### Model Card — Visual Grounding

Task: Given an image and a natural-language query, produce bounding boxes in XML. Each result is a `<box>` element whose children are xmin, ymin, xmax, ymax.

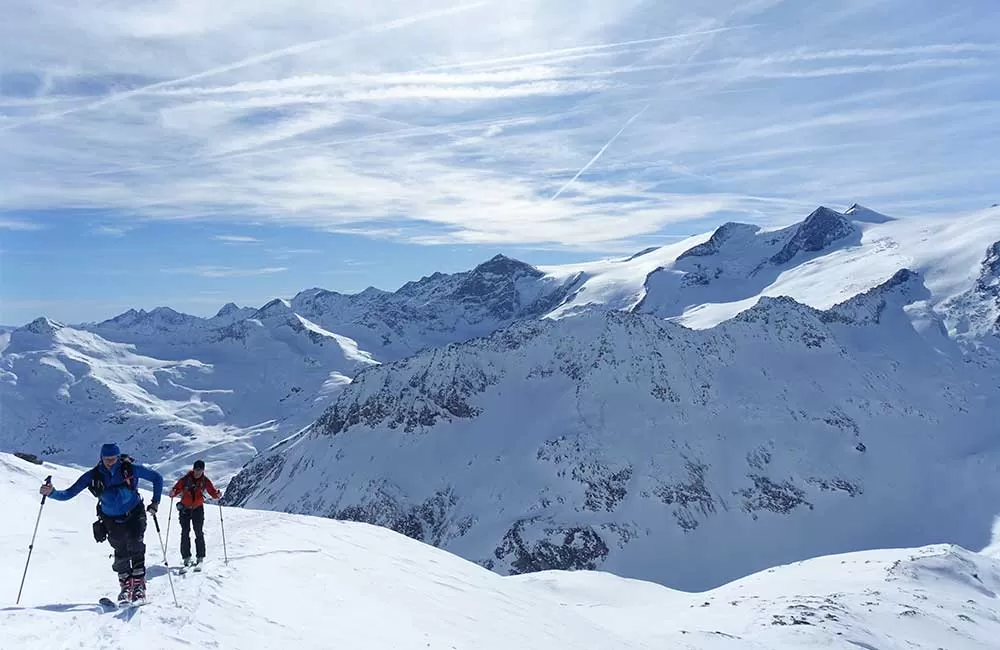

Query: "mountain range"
<box><xmin>3</xmin><ymin>203</ymin><xmax>999</xmax><ymax>589</ymax></box>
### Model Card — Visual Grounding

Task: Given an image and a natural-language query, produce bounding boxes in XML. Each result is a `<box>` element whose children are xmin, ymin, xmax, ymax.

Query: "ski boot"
<box><xmin>129</xmin><ymin>567</ymin><xmax>147</xmax><ymax>604</ymax></box>
<box><xmin>193</xmin><ymin>556</ymin><xmax>204</xmax><ymax>572</ymax></box>
<box><xmin>117</xmin><ymin>573</ymin><xmax>132</xmax><ymax>606</ymax></box>
<box><xmin>131</xmin><ymin>574</ymin><xmax>147</xmax><ymax>604</ymax></box>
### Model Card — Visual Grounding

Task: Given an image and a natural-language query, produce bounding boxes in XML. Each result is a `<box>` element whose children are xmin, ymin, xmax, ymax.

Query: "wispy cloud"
<box><xmin>268</xmin><ymin>247</ymin><xmax>323</xmax><ymax>260</ymax></box>
<box><xmin>213</xmin><ymin>234</ymin><xmax>261</xmax><ymax>243</ymax></box>
<box><xmin>163</xmin><ymin>265</ymin><xmax>287</xmax><ymax>278</ymax></box>
<box><xmin>1</xmin><ymin>0</ymin><xmax>998</xmax><ymax>250</ymax></box>
<box><xmin>93</xmin><ymin>224</ymin><xmax>133</xmax><ymax>236</ymax></box>
<box><xmin>0</xmin><ymin>218</ymin><xmax>44</xmax><ymax>231</ymax></box>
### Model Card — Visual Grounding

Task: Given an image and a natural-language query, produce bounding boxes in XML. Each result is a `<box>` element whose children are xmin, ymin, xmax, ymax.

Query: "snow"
<box><xmin>4</xmin><ymin>202</ymin><xmax>1000</xmax><ymax>624</ymax></box>
<box><xmin>4</xmin><ymin>453</ymin><xmax>1000</xmax><ymax>650</ymax></box>
<box><xmin>542</xmin><ymin>205</ymin><xmax>1000</xmax><ymax>334</ymax></box>
<box><xmin>0</xmin><ymin>311</ymin><xmax>376</xmax><ymax>483</ymax></box>
<box><xmin>6</xmin><ymin>205</ymin><xmax>997</xmax><ymax>490</ymax></box>
<box><xmin>225</xmin><ymin>270</ymin><xmax>1000</xmax><ymax>591</ymax></box>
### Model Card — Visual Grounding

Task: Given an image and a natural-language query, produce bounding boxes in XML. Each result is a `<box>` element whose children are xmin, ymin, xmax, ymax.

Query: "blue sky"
<box><xmin>1</xmin><ymin>0</ymin><xmax>998</xmax><ymax>325</ymax></box>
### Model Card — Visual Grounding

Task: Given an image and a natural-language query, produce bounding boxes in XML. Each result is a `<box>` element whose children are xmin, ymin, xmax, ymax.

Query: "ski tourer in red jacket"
<box><xmin>168</xmin><ymin>459</ymin><xmax>222</xmax><ymax>566</ymax></box>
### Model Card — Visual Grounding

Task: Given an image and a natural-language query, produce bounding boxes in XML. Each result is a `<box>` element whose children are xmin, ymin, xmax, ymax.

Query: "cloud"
<box><xmin>213</xmin><ymin>234</ymin><xmax>261</xmax><ymax>243</ymax></box>
<box><xmin>1</xmin><ymin>0</ymin><xmax>998</xmax><ymax>250</ymax></box>
<box><xmin>162</xmin><ymin>265</ymin><xmax>287</xmax><ymax>278</ymax></box>
<box><xmin>268</xmin><ymin>247</ymin><xmax>323</xmax><ymax>260</ymax></box>
<box><xmin>93</xmin><ymin>224</ymin><xmax>133</xmax><ymax>236</ymax></box>
<box><xmin>0</xmin><ymin>218</ymin><xmax>44</xmax><ymax>231</ymax></box>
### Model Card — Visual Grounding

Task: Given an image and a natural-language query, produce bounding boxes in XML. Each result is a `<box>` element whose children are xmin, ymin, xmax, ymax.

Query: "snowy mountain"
<box><xmin>4</xmin><ymin>453</ymin><xmax>1000</xmax><ymax>649</ymax></box>
<box><xmin>286</xmin><ymin>253</ymin><xmax>579</xmax><ymax>360</ymax></box>
<box><xmin>223</xmin><ymin>266</ymin><xmax>1000</xmax><ymax>590</ymax></box>
<box><xmin>0</xmin><ymin>310</ymin><xmax>376</xmax><ymax>481</ymax></box>
<box><xmin>4</xmin><ymin>203</ymin><xmax>999</xmax><ymax>487</ymax></box>
<box><xmin>549</xmin><ymin>204</ymin><xmax>1000</xmax><ymax>335</ymax></box>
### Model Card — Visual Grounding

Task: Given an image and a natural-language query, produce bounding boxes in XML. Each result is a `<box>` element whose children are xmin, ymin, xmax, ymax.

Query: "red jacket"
<box><xmin>168</xmin><ymin>471</ymin><xmax>221</xmax><ymax>509</ymax></box>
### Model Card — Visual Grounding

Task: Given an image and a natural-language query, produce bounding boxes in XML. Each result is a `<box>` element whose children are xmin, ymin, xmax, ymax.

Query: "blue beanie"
<box><xmin>100</xmin><ymin>443</ymin><xmax>121</xmax><ymax>458</ymax></box>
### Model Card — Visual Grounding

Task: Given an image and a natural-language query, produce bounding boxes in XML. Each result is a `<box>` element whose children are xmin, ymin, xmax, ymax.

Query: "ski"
<box><xmin>99</xmin><ymin>596</ymin><xmax>149</xmax><ymax>611</ymax></box>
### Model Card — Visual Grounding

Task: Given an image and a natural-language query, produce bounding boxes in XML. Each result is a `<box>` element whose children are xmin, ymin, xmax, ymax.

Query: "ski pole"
<box><xmin>163</xmin><ymin>497</ymin><xmax>174</xmax><ymax>566</ymax></box>
<box><xmin>150</xmin><ymin>511</ymin><xmax>179</xmax><ymax>607</ymax></box>
<box><xmin>218</xmin><ymin>503</ymin><xmax>228</xmax><ymax>565</ymax></box>
<box><xmin>16</xmin><ymin>475</ymin><xmax>51</xmax><ymax>604</ymax></box>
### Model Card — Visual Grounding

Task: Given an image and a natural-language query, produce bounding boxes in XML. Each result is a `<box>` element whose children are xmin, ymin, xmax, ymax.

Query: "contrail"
<box><xmin>0</xmin><ymin>1</ymin><xmax>489</xmax><ymax>132</ymax></box>
<box><xmin>425</xmin><ymin>25</ymin><xmax>756</xmax><ymax>73</ymax></box>
<box><xmin>550</xmin><ymin>104</ymin><xmax>649</xmax><ymax>201</ymax></box>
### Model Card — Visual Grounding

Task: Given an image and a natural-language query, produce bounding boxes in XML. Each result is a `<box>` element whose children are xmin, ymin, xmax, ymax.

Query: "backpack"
<box><xmin>87</xmin><ymin>454</ymin><xmax>137</xmax><ymax>498</ymax></box>
<box><xmin>89</xmin><ymin>454</ymin><xmax>138</xmax><ymax>541</ymax></box>
<box><xmin>176</xmin><ymin>474</ymin><xmax>207</xmax><ymax>510</ymax></box>
<box><xmin>184</xmin><ymin>474</ymin><xmax>205</xmax><ymax>497</ymax></box>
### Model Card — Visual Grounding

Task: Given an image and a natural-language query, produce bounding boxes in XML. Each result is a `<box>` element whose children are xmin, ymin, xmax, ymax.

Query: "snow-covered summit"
<box><xmin>95</xmin><ymin>306</ymin><xmax>205</xmax><ymax>335</ymax></box>
<box><xmin>213</xmin><ymin>302</ymin><xmax>256</xmax><ymax>325</ymax></box>
<box><xmin>844</xmin><ymin>202</ymin><xmax>895</xmax><ymax>223</ymax></box>
<box><xmin>769</xmin><ymin>205</ymin><xmax>858</xmax><ymax>265</ymax></box>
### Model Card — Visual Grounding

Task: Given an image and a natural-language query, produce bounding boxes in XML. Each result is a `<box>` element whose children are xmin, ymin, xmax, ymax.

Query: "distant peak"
<box><xmin>18</xmin><ymin>317</ymin><xmax>63</xmax><ymax>335</ymax></box>
<box><xmin>677</xmin><ymin>222</ymin><xmax>760</xmax><ymax>260</ymax></box>
<box><xmin>826</xmin><ymin>269</ymin><xmax>929</xmax><ymax>325</ymax></box>
<box><xmin>291</xmin><ymin>288</ymin><xmax>334</xmax><ymax>302</ymax></box>
<box><xmin>844</xmin><ymin>203</ymin><xmax>894</xmax><ymax>224</ymax></box>
<box><xmin>472</xmin><ymin>254</ymin><xmax>541</xmax><ymax>278</ymax></box>
<box><xmin>99</xmin><ymin>306</ymin><xmax>199</xmax><ymax>328</ymax></box>
<box><xmin>770</xmin><ymin>207</ymin><xmax>856</xmax><ymax>265</ymax></box>
<box><xmin>148</xmin><ymin>306</ymin><xmax>185</xmax><ymax>318</ymax></box>
<box><xmin>216</xmin><ymin>302</ymin><xmax>244</xmax><ymax>317</ymax></box>
<box><xmin>253</xmin><ymin>298</ymin><xmax>293</xmax><ymax>318</ymax></box>
<box><xmin>734</xmin><ymin>295</ymin><xmax>815</xmax><ymax>321</ymax></box>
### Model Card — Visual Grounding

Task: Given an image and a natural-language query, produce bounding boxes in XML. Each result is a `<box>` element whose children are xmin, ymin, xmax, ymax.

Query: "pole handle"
<box><xmin>40</xmin><ymin>475</ymin><xmax>51</xmax><ymax>505</ymax></box>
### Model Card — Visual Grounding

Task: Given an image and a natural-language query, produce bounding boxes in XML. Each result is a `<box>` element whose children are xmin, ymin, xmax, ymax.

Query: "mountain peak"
<box><xmin>732</xmin><ymin>294</ymin><xmax>819</xmax><ymax>324</ymax></box>
<box><xmin>215</xmin><ymin>302</ymin><xmax>244</xmax><ymax>318</ymax></box>
<box><xmin>253</xmin><ymin>298</ymin><xmax>293</xmax><ymax>319</ymax></box>
<box><xmin>844</xmin><ymin>203</ymin><xmax>894</xmax><ymax>223</ymax></box>
<box><xmin>770</xmin><ymin>206</ymin><xmax>857</xmax><ymax>265</ymax></box>
<box><xmin>826</xmin><ymin>268</ymin><xmax>929</xmax><ymax>325</ymax></box>
<box><xmin>18</xmin><ymin>317</ymin><xmax>63</xmax><ymax>336</ymax></box>
<box><xmin>677</xmin><ymin>222</ymin><xmax>761</xmax><ymax>260</ymax></box>
<box><xmin>471</xmin><ymin>254</ymin><xmax>542</xmax><ymax>278</ymax></box>
<box><xmin>98</xmin><ymin>306</ymin><xmax>201</xmax><ymax>330</ymax></box>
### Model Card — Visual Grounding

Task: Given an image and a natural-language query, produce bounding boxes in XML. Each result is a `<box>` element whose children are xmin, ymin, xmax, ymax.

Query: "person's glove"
<box><xmin>39</xmin><ymin>483</ymin><xmax>54</xmax><ymax>496</ymax></box>
<box><xmin>146</xmin><ymin>501</ymin><xmax>159</xmax><ymax>514</ymax></box>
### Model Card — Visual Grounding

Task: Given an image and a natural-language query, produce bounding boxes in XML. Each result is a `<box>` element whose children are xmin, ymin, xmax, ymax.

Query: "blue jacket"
<box><xmin>49</xmin><ymin>460</ymin><xmax>163</xmax><ymax>518</ymax></box>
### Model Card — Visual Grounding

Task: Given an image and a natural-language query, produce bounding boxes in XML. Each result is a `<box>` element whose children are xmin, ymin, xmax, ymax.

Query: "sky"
<box><xmin>1</xmin><ymin>0</ymin><xmax>998</xmax><ymax>325</ymax></box>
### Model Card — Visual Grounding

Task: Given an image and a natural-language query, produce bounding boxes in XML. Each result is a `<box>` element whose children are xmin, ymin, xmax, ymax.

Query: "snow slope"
<box><xmin>0</xmin><ymin>311</ymin><xmax>376</xmax><ymax>482</ymax></box>
<box><xmin>224</xmin><ymin>269</ymin><xmax>1000</xmax><ymax>591</ymax></box>
<box><xmin>4</xmin><ymin>453</ymin><xmax>1000</xmax><ymax>650</ymax></box>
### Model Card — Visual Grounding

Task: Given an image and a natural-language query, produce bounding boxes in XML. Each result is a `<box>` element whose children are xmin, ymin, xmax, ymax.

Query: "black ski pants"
<box><xmin>105</xmin><ymin>504</ymin><xmax>147</xmax><ymax>578</ymax></box>
<box><xmin>178</xmin><ymin>505</ymin><xmax>206</xmax><ymax>560</ymax></box>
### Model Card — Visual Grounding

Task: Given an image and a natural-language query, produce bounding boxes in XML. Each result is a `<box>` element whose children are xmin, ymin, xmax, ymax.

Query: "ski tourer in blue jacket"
<box><xmin>40</xmin><ymin>443</ymin><xmax>163</xmax><ymax>605</ymax></box>
<box><xmin>46</xmin><ymin>449</ymin><xmax>163</xmax><ymax>517</ymax></box>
